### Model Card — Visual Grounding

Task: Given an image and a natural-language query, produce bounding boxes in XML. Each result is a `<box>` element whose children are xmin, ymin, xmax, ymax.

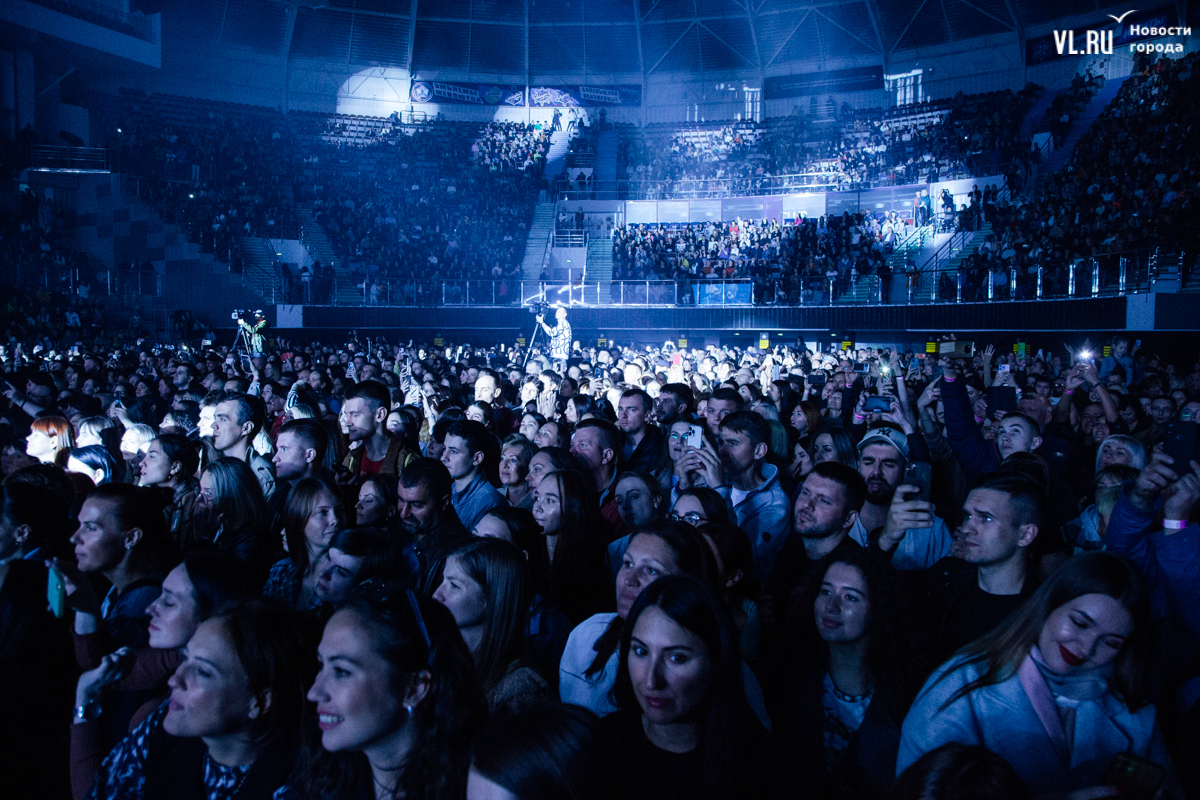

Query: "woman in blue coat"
<box><xmin>898</xmin><ymin>552</ymin><xmax>1179</xmax><ymax>798</ymax></box>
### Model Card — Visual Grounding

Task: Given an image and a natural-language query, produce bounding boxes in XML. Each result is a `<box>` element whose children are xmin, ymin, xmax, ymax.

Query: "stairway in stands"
<box><xmin>295</xmin><ymin>207</ymin><xmax>360</xmax><ymax>305</ymax></box>
<box><xmin>237</xmin><ymin>237</ymin><xmax>281</xmax><ymax>304</ymax></box>
<box><xmin>1039</xmin><ymin>76</ymin><xmax>1129</xmax><ymax>175</ymax></box>
<box><xmin>596</xmin><ymin>130</ymin><xmax>619</xmax><ymax>185</ymax></box>
<box><xmin>1020</xmin><ymin>86</ymin><xmax>1061</xmax><ymax>141</ymax></box>
<box><xmin>587</xmin><ymin>234</ymin><xmax>613</xmax><ymax>303</ymax></box>
<box><xmin>544</xmin><ymin>128</ymin><xmax>572</xmax><ymax>183</ymax></box>
<box><xmin>521</xmin><ymin>203</ymin><xmax>557</xmax><ymax>280</ymax></box>
<box><xmin>913</xmin><ymin>222</ymin><xmax>993</xmax><ymax>303</ymax></box>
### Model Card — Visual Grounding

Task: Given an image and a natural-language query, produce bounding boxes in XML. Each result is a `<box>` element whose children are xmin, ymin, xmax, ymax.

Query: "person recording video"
<box><xmin>536</xmin><ymin>306</ymin><xmax>572</xmax><ymax>364</ymax></box>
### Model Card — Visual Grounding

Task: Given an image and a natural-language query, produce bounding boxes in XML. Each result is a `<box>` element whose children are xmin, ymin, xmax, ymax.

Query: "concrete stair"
<box><xmin>914</xmin><ymin>222</ymin><xmax>993</xmax><ymax>302</ymax></box>
<box><xmin>295</xmin><ymin>207</ymin><xmax>359</xmax><ymax>305</ymax></box>
<box><xmin>1039</xmin><ymin>76</ymin><xmax>1129</xmax><ymax>174</ymax></box>
<box><xmin>521</xmin><ymin>203</ymin><xmax>556</xmax><ymax>280</ymax></box>
<box><xmin>586</xmin><ymin>232</ymin><xmax>614</xmax><ymax>303</ymax></box>
<box><xmin>237</xmin><ymin>236</ymin><xmax>281</xmax><ymax>304</ymax></box>
<box><xmin>1020</xmin><ymin>86</ymin><xmax>1060</xmax><ymax>141</ymax></box>
<box><xmin>596</xmin><ymin>130</ymin><xmax>619</xmax><ymax>185</ymax></box>
<box><xmin>544</xmin><ymin>128</ymin><xmax>572</xmax><ymax>184</ymax></box>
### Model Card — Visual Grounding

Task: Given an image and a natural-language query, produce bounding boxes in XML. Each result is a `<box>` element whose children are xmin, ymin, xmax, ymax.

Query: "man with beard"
<box><xmin>341</xmin><ymin>381</ymin><xmax>415</xmax><ymax>479</ymax></box>
<box><xmin>760</xmin><ymin>462</ymin><xmax>867</xmax><ymax>686</ymax></box>
<box><xmin>396</xmin><ymin>457</ymin><xmax>472</xmax><ymax>593</ymax></box>
<box><xmin>850</xmin><ymin>426</ymin><xmax>952</xmax><ymax>570</ymax></box>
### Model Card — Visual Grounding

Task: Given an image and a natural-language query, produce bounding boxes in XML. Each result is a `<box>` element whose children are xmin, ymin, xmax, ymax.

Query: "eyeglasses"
<box><xmin>355</xmin><ymin>581</ymin><xmax>432</xmax><ymax>649</ymax></box>
<box><xmin>669</xmin><ymin>511</ymin><xmax>706</xmax><ymax>525</ymax></box>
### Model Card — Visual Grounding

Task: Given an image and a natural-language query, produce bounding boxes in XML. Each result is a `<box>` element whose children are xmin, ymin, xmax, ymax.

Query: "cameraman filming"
<box><xmin>536</xmin><ymin>305</ymin><xmax>572</xmax><ymax>366</ymax></box>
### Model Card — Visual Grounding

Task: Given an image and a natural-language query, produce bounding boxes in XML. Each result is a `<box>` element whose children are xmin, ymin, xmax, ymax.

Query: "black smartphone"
<box><xmin>903</xmin><ymin>461</ymin><xmax>932</xmax><ymax>503</ymax></box>
<box><xmin>1161</xmin><ymin>421</ymin><xmax>1198</xmax><ymax>470</ymax></box>
<box><xmin>1102</xmin><ymin>753</ymin><xmax>1164</xmax><ymax>800</ymax></box>
<box><xmin>986</xmin><ymin>386</ymin><xmax>1019</xmax><ymax>416</ymax></box>
<box><xmin>239</xmin><ymin>353</ymin><xmax>252</xmax><ymax>373</ymax></box>
<box><xmin>863</xmin><ymin>395</ymin><xmax>891</xmax><ymax>414</ymax></box>
<box><xmin>808</xmin><ymin>373</ymin><xmax>827</xmax><ymax>386</ymax></box>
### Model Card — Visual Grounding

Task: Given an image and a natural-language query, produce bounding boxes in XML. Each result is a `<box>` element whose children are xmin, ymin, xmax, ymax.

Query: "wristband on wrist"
<box><xmin>1163</xmin><ymin>519</ymin><xmax>1188</xmax><ymax>531</ymax></box>
<box><xmin>942</xmin><ymin>375</ymin><xmax>956</xmax><ymax>382</ymax></box>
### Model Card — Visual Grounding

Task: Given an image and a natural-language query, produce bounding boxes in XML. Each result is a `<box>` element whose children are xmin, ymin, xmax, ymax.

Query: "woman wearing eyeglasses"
<box><xmin>293</xmin><ymin>586</ymin><xmax>484</xmax><ymax>800</ymax></box>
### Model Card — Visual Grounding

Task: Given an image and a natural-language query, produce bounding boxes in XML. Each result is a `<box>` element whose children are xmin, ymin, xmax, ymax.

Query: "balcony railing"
<box><xmin>249</xmin><ymin>253</ymin><xmax>1186</xmax><ymax>308</ymax></box>
<box><xmin>30</xmin><ymin>146</ymin><xmax>110</xmax><ymax>172</ymax></box>
<box><xmin>27</xmin><ymin>0</ymin><xmax>157</xmax><ymax>42</ymax></box>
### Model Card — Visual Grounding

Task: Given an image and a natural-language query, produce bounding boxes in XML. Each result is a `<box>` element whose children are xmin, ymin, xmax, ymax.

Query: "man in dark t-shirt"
<box><xmin>875</xmin><ymin>471</ymin><xmax>1042</xmax><ymax>661</ymax></box>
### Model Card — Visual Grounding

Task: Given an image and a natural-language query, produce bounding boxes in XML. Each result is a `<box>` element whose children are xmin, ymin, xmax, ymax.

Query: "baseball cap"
<box><xmin>857</xmin><ymin>426</ymin><xmax>909</xmax><ymax>461</ymax></box>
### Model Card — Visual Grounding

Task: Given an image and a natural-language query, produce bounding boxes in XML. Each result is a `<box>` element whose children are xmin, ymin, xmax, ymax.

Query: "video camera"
<box><xmin>232</xmin><ymin>309</ymin><xmax>264</xmax><ymax>321</ymax></box>
<box><xmin>528</xmin><ymin>300</ymin><xmax>550</xmax><ymax>316</ymax></box>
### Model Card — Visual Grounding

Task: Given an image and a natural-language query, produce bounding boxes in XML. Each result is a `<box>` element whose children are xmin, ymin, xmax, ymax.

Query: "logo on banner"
<box><xmin>411</xmin><ymin>82</ymin><xmax>434</xmax><ymax>103</ymax></box>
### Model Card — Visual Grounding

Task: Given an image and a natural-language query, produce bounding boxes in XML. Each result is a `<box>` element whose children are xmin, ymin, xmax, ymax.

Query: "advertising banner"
<box><xmin>527</xmin><ymin>85</ymin><xmax>642</xmax><ymax>107</ymax></box>
<box><xmin>409</xmin><ymin>81</ymin><xmax>525</xmax><ymax>106</ymax></box>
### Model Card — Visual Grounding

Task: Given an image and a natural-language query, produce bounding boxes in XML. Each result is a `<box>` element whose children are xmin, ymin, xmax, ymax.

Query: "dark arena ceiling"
<box><xmin>159</xmin><ymin>0</ymin><xmax>1119</xmax><ymax>76</ymax></box>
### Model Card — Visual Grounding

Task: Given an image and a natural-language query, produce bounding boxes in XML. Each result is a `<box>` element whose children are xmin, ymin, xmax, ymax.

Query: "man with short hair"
<box><xmin>441</xmin><ymin>419</ymin><xmax>507</xmax><ymax>530</ymax></box>
<box><xmin>342</xmin><ymin>381</ymin><xmax>415</xmax><ymax>478</ymax></box>
<box><xmin>878</xmin><ymin>471</ymin><xmax>1042</xmax><ymax>660</ymax></box>
<box><xmin>682</xmin><ymin>410</ymin><xmax>790</xmax><ymax>581</ymax></box>
<box><xmin>617</xmin><ymin>388</ymin><xmax>671</xmax><ymax>490</ymax></box>
<box><xmin>704</xmin><ymin>387</ymin><xmax>744</xmax><ymax>435</ymax></box>
<box><xmin>851</xmin><ymin>427</ymin><xmax>952</xmax><ymax>570</ymax></box>
<box><xmin>397</xmin><ymin>458</ymin><xmax>472</xmax><ymax>593</ymax></box>
<box><xmin>570</xmin><ymin>418</ymin><xmax>624</xmax><ymax>537</ymax></box>
<box><xmin>473</xmin><ymin>369</ymin><xmax>516</xmax><ymax>435</ymax></box>
<box><xmin>212</xmin><ymin>394</ymin><xmax>275</xmax><ymax>499</ymax></box>
<box><xmin>655</xmin><ymin>383</ymin><xmax>694</xmax><ymax>427</ymax></box>
<box><xmin>272</xmin><ymin>418</ymin><xmax>327</xmax><ymax>483</ymax></box>
<box><xmin>942</xmin><ymin>360</ymin><xmax>1043</xmax><ymax>481</ymax></box>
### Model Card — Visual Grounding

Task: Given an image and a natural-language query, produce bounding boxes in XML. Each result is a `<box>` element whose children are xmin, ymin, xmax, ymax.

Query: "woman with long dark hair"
<box><xmin>137</xmin><ymin>434</ymin><xmax>201</xmax><ymax>548</ymax></box>
<box><xmin>193</xmin><ymin>458</ymin><xmax>271</xmax><ymax>583</ymax></box>
<box><xmin>898</xmin><ymin>552</ymin><xmax>1176</xmax><ymax>797</ymax></box>
<box><xmin>774</xmin><ymin>547</ymin><xmax>924</xmax><ymax>799</ymax></box>
<box><xmin>433</xmin><ymin>538</ymin><xmax>548</xmax><ymax>712</ymax></box>
<box><xmin>601</xmin><ymin>575</ymin><xmax>777</xmax><ymax>800</ymax></box>
<box><xmin>468</xmin><ymin>704</ymin><xmax>616</xmax><ymax>800</ymax></box>
<box><xmin>264</xmin><ymin>477</ymin><xmax>346</xmax><ymax>611</ymax></box>
<box><xmin>70</xmin><ymin>549</ymin><xmax>254</xmax><ymax>798</ymax></box>
<box><xmin>559</xmin><ymin>519</ymin><xmax>713</xmax><ymax>715</ymax></box>
<box><xmin>294</xmin><ymin>586</ymin><xmax>484</xmax><ymax>800</ymax></box>
<box><xmin>88</xmin><ymin>601</ymin><xmax>314</xmax><ymax>800</ymax></box>
<box><xmin>530</xmin><ymin>469</ymin><xmax>611</xmax><ymax>625</ymax></box>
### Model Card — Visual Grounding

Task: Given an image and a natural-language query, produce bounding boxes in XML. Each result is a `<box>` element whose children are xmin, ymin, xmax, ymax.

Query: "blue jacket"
<box><xmin>940</xmin><ymin>375</ymin><xmax>1001</xmax><ymax>480</ymax></box>
<box><xmin>899</xmin><ymin>657</ymin><xmax>1171</xmax><ymax>795</ymax></box>
<box><xmin>718</xmin><ymin>462</ymin><xmax>791</xmax><ymax>583</ymax></box>
<box><xmin>1105</xmin><ymin>488</ymin><xmax>1200</xmax><ymax>639</ymax></box>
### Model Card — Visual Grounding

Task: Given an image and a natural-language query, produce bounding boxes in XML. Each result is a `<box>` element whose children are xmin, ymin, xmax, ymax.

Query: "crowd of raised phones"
<box><xmin>1</xmin><ymin>319</ymin><xmax>1199</xmax><ymax>800</ymax></box>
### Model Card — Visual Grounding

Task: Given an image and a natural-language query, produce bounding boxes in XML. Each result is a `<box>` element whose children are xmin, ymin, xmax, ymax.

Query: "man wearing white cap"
<box><xmin>848</xmin><ymin>424</ymin><xmax>952</xmax><ymax>570</ymax></box>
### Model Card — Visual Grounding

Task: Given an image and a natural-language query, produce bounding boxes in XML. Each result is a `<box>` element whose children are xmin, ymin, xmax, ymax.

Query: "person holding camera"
<box><xmin>537</xmin><ymin>306</ymin><xmax>572</xmax><ymax>365</ymax></box>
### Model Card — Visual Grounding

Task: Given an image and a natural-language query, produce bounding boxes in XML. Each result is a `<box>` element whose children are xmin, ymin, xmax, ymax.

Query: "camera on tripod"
<box><xmin>232</xmin><ymin>309</ymin><xmax>264</xmax><ymax>321</ymax></box>
<box><xmin>528</xmin><ymin>300</ymin><xmax>550</xmax><ymax>316</ymax></box>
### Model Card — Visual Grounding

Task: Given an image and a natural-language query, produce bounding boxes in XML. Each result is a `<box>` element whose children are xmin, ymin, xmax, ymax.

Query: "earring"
<box><xmin>404</xmin><ymin>705</ymin><xmax>414</xmax><ymax>714</ymax></box>
<box><xmin>125</xmin><ymin>543</ymin><xmax>133</xmax><ymax>550</ymax></box>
